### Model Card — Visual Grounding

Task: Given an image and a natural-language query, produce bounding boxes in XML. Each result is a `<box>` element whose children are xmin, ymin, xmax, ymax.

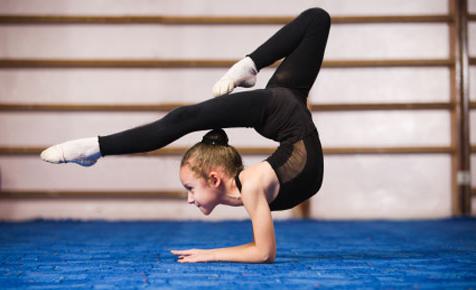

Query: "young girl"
<box><xmin>41</xmin><ymin>8</ymin><xmax>331</xmax><ymax>263</ymax></box>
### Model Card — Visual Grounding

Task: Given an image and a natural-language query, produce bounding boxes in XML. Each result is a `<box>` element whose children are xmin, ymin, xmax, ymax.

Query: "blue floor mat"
<box><xmin>1</xmin><ymin>218</ymin><xmax>475</xmax><ymax>289</ymax></box>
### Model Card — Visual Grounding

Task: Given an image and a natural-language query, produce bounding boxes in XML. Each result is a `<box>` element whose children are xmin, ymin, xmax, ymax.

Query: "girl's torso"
<box><xmin>235</xmin><ymin>87</ymin><xmax>324</xmax><ymax>211</ymax></box>
<box><xmin>235</xmin><ymin>129</ymin><xmax>323</xmax><ymax>211</ymax></box>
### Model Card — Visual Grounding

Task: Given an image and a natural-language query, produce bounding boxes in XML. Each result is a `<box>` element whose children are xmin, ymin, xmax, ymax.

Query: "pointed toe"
<box><xmin>40</xmin><ymin>146</ymin><xmax>65</xmax><ymax>164</ymax></box>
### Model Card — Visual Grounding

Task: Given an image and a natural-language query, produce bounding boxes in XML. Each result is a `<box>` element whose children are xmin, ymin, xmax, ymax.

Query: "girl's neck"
<box><xmin>220</xmin><ymin>174</ymin><xmax>243</xmax><ymax>206</ymax></box>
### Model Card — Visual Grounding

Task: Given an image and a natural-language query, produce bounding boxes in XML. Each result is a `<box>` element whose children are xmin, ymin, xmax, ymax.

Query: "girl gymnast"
<box><xmin>41</xmin><ymin>8</ymin><xmax>331</xmax><ymax>263</ymax></box>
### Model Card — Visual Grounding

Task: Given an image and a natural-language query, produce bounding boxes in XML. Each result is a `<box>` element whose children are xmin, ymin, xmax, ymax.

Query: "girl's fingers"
<box><xmin>171</xmin><ymin>249</ymin><xmax>185</xmax><ymax>254</ymax></box>
<box><xmin>178</xmin><ymin>257</ymin><xmax>195</xmax><ymax>263</ymax></box>
<box><xmin>177</xmin><ymin>255</ymin><xmax>190</xmax><ymax>263</ymax></box>
<box><xmin>171</xmin><ymin>249</ymin><xmax>193</xmax><ymax>256</ymax></box>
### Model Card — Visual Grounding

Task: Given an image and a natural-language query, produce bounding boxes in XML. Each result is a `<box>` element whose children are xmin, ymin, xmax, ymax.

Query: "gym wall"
<box><xmin>0</xmin><ymin>0</ymin><xmax>474</xmax><ymax>220</ymax></box>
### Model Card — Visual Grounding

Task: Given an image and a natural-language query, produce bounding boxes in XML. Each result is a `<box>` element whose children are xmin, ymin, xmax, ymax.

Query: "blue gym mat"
<box><xmin>1</xmin><ymin>218</ymin><xmax>475</xmax><ymax>289</ymax></box>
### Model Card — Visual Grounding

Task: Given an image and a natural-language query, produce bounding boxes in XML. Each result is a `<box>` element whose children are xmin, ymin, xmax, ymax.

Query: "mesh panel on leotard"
<box><xmin>276</xmin><ymin>140</ymin><xmax>308</xmax><ymax>183</ymax></box>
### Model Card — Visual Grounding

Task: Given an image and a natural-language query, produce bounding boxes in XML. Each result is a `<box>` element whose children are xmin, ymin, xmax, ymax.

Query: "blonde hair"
<box><xmin>180</xmin><ymin>129</ymin><xmax>243</xmax><ymax>181</ymax></box>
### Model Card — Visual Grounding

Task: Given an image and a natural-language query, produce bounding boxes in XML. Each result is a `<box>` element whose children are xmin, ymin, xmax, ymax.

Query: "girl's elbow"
<box><xmin>261</xmin><ymin>249</ymin><xmax>276</xmax><ymax>263</ymax></box>
<box><xmin>263</xmin><ymin>254</ymin><xmax>275</xmax><ymax>263</ymax></box>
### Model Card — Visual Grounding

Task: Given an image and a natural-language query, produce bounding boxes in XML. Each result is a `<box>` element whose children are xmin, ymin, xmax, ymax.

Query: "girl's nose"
<box><xmin>187</xmin><ymin>192</ymin><xmax>194</xmax><ymax>204</ymax></box>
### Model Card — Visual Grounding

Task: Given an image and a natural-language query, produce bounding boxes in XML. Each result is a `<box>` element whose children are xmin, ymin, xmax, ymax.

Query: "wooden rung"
<box><xmin>0</xmin><ymin>103</ymin><xmax>185</xmax><ymax>112</ymax></box>
<box><xmin>0</xmin><ymin>58</ymin><xmax>454</xmax><ymax>69</ymax></box>
<box><xmin>0</xmin><ymin>59</ymin><xmax>234</xmax><ymax>68</ymax></box>
<box><xmin>291</xmin><ymin>200</ymin><xmax>311</xmax><ymax>219</ymax></box>
<box><xmin>0</xmin><ymin>14</ymin><xmax>453</xmax><ymax>25</ymax></box>
<box><xmin>0</xmin><ymin>102</ymin><xmax>454</xmax><ymax>112</ymax></box>
<box><xmin>0</xmin><ymin>146</ymin><xmax>455</xmax><ymax>156</ymax></box>
<box><xmin>325</xmin><ymin>59</ymin><xmax>453</xmax><ymax>68</ymax></box>
<box><xmin>324</xmin><ymin>146</ymin><xmax>454</xmax><ymax>155</ymax></box>
<box><xmin>470</xmin><ymin>58</ymin><xmax>476</xmax><ymax>65</ymax></box>
<box><xmin>310</xmin><ymin>102</ymin><xmax>454</xmax><ymax>111</ymax></box>
<box><xmin>333</xmin><ymin>15</ymin><xmax>452</xmax><ymax>24</ymax></box>
<box><xmin>0</xmin><ymin>190</ymin><xmax>185</xmax><ymax>199</ymax></box>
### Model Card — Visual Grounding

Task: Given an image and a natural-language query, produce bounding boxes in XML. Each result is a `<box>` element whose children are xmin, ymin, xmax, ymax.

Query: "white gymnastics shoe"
<box><xmin>40</xmin><ymin>137</ymin><xmax>101</xmax><ymax>167</ymax></box>
<box><xmin>212</xmin><ymin>56</ymin><xmax>258</xmax><ymax>97</ymax></box>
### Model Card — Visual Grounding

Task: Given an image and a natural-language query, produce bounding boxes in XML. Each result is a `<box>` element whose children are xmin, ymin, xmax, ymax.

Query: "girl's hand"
<box><xmin>170</xmin><ymin>249</ymin><xmax>215</xmax><ymax>263</ymax></box>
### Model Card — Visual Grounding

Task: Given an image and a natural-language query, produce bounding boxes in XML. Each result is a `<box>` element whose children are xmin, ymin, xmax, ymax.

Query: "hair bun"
<box><xmin>202</xmin><ymin>129</ymin><xmax>229</xmax><ymax>146</ymax></box>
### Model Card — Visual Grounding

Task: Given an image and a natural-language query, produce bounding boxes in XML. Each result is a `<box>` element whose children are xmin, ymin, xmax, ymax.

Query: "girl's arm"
<box><xmin>210</xmin><ymin>183</ymin><xmax>276</xmax><ymax>263</ymax></box>
<box><xmin>171</xmin><ymin>180</ymin><xmax>276</xmax><ymax>263</ymax></box>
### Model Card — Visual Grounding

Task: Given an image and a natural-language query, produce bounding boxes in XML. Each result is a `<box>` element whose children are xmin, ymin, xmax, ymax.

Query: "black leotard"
<box><xmin>98</xmin><ymin>8</ymin><xmax>330</xmax><ymax>211</ymax></box>
<box><xmin>232</xmin><ymin>87</ymin><xmax>324</xmax><ymax>211</ymax></box>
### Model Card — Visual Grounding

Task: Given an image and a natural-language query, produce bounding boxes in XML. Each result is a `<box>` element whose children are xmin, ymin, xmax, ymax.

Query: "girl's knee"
<box><xmin>164</xmin><ymin>105</ymin><xmax>199</xmax><ymax>126</ymax></box>
<box><xmin>302</xmin><ymin>8</ymin><xmax>331</xmax><ymax>28</ymax></box>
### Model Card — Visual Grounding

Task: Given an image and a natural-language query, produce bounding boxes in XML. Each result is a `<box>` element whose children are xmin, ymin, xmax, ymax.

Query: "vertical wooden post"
<box><xmin>449</xmin><ymin>0</ymin><xmax>471</xmax><ymax>215</ymax></box>
<box><xmin>292</xmin><ymin>199</ymin><xmax>311</xmax><ymax>219</ymax></box>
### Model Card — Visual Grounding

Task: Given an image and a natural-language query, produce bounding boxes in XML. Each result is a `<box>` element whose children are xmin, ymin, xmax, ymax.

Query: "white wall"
<box><xmin>1</xmin><ymin>0</ymin><xmax>471</xmax><ymax>220</ymax></box>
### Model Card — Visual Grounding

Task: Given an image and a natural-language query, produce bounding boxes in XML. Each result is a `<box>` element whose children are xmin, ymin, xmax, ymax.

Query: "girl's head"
<box><xmin>179</xmin><ymin>129</ymin><xmax>243</xmax><ymax>215</ymax></box>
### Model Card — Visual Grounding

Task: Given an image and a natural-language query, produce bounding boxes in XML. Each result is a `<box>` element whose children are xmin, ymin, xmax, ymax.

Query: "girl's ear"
<box><xmin>207</xmin><ymin>171</ymin><xmax>221</xmax><ymax>188</ymax></box>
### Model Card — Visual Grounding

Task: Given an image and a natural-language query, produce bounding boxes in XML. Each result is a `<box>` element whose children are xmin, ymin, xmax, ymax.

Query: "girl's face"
<box><xmin>179</xmin><ymin>164</ymin><xmax>222</xmax><ymax>215</ymax></box>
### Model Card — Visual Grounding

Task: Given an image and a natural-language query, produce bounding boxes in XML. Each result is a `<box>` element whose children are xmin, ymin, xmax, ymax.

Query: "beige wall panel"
<box><xmin>470</xmin><ymin>0</ymin><xmax>476</xmax><ymax>13</ymax></box>
<box><xmin>472</xmin><ymin>198</ymin><xmax>476</xmax><ymax>216</ymax></box>
<box><xmin>314</xmin><ymin>111</ymin><xmax>451</xmax><ymax>147</ymax></box>
<box><xmin>0</xmin><ymin>0</ymin><xmax>448</xmax><ymax>16</ymax></box>
<box><xmin>0</xmin><ymin>155</ymin><xmax>292</xmax><ymax>221</ymax></box>
<box><xmin>0</xmin><ymin>111</ymin><xmax>450</xmax><ymax>148</ymax></box>
<box><xmin>0</xmin><ymin>69</ymin><xmax>276</xmax><ymax>104</ymax></box>
<box><xmin>311</xmin><ymin>155</ymin><xmax>452</xmax><ymax>219</ymax></box>
<box><xmin>0</xmin><ymin>112</ymin><xmax>278</xmax><ymax>147</ymax></box>
<box><xmin>0</xmin><ymin>199</ymin><xmax>244</xmax><ymax>221</ymax></box>
<box><xmin>326</xmin><ymin>24</ymin><xmax>449</xmax><ymax>60</ymax></box>
<box><xmin>0</xmin><ymin>199</ymin><xmax>292</xmax><ymax>221</ymax></box>
<box><xmin>0</xmin><ymin>24</ymin><xmax>448</xmax><ymax>59</ymax></box>
<box><xmin>312</xmin><ymin>67</ymin><xmax>450</xmax><ymax>103</ymax></box>
<box><xmin>0</xmin><ymin>68</ymin><xmax>450</xmax><ymax>105</ymax></box>
<box><xmin>471</xmin><ymin>67</ymin><xmax>476</xmax><ymax>101</ymax></box>
<box><xmin>0</xmin><ymin>155</ymin><xmax>268</xmax><ymax>190</ymax></box>
<box><xmin>0</xmin><ymin>156</ymin><xmax>183</xmax><ymax>190</ymax></box>
<box><xmin>0</xmin><ymin>155</ymin><xmax>451</xmax><ymax>220</ymax></box>
<box><xmin>471</xmin><ymin>111</ymin><xmax>476</xmax><ymax>144</ymax></box>
<box><xmin>472</xmin><ymin>155</ymin><xmax>476</xmax><ymax>186</ymax></box>
<box><xmin>469</xmin><ymin>23</ymin><xmax>476</xmax><ymax>57</ymax></box>
<box><xmin>0</xmin><ymin>25</ymin><xmax>278</xmax><ymax>59</ymax></box>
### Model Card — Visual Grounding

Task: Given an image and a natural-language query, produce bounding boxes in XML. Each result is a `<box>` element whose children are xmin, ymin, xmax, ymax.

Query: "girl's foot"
<box><xmin>212</xmin><ymin>56</ymin><xmax>258</xmax><ymax>97</ymax></box>
<box><xmin>40</xmin><ymin>137</ymin><xmax>102</xmax><ymax>167</ymax></box>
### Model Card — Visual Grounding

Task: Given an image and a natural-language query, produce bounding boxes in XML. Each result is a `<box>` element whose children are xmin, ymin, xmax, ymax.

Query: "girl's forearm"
<box><xmin>209</xmin><ymin>242</ymin><xmax>275</xmax><ymax>263</ymax></box>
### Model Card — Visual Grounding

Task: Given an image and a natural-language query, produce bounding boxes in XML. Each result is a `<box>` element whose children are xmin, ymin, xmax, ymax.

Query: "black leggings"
<box><xmin>99</xmin><ymin>8</ymin><xmax>331</xmax><ymax>156</ymax></box>
<box><xmin>249</xmin><ymin>7</ymin><xmax>331</xmax><ymax>101</ymax></box>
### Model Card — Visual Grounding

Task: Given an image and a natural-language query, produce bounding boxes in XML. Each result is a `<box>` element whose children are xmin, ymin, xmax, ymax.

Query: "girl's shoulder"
<box><xmin>241</xmin><ymin>162</ymin><xmax>271</xmax><ymax>179</ymax></box>
<box><xmin>241</xmin><ymin>162</ymin><xmax>280</xmax><ymax>204</ymax></box>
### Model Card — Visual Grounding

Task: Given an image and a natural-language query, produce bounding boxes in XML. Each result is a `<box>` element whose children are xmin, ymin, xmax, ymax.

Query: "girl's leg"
<box><xmin>99</xmin><ymin>90</ymin><xmax>269</xmax><ymax>156</ymax></box>
<box><xmin>249</xmin><ymin>8</ymin><xmax>331</xmax><ymax>101</ymax></box>
<box><xmin>41</xmin><ymin>89</ymin><xmax>271</xmax><ymax>164</ymax></box>
<box><xmin>212</xmin><ymin>8</ymin><xmax>330</xmax><ymax>99</ymax></box>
